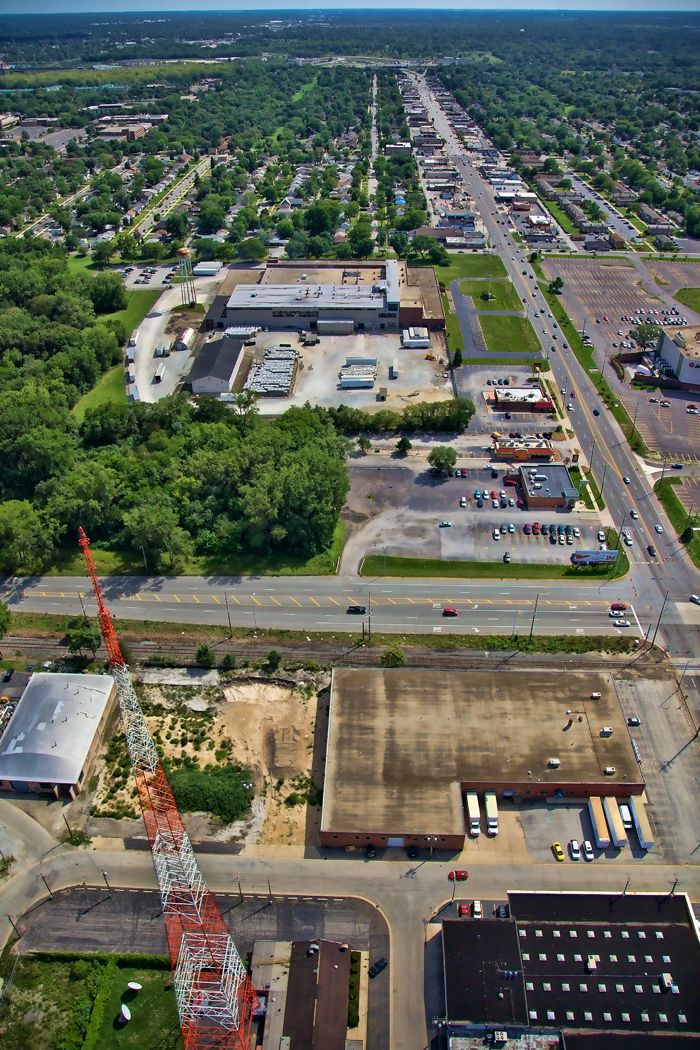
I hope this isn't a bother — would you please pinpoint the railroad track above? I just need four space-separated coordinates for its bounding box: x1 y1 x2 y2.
2 635 669 675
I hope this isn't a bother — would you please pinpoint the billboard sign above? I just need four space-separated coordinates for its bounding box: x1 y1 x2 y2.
570 550 619 566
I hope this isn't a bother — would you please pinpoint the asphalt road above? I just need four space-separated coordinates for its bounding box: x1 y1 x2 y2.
3 844 699 1050
3 575 644 639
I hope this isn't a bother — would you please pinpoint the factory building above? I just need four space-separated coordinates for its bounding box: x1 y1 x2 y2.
226 263 400 332
659 325 700 390
320 669 641 851
443 891 700 1043
0 673 117 800
224 260 444 333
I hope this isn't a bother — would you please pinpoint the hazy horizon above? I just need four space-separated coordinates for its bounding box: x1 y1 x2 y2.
2 1 699 15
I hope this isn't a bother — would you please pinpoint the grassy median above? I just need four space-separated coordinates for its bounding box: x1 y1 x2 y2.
360 547 628 580
654 477 700 568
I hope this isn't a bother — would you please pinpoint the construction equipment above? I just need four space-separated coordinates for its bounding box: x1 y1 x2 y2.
78 528 257 1049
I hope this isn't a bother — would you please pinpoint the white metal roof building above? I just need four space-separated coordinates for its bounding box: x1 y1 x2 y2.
0 673 117 799
225 275 400 332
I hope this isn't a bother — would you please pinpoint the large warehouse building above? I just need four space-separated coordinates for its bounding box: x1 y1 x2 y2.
320 669 641 851
442 891 700 1044
0 673 117 799
224 259 444 333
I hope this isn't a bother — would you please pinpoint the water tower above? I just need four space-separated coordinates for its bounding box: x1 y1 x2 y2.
177 247 197 308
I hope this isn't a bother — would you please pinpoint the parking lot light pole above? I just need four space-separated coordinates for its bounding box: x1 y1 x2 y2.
529 593 540 641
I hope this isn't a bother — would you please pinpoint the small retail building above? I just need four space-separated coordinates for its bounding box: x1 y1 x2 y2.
492 439 555 462
186 335 244 396
0 673 117 799
659 326 700 390
519 464 578 509
493 386 554 412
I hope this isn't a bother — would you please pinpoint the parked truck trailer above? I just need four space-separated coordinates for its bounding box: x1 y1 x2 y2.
465 791 481 837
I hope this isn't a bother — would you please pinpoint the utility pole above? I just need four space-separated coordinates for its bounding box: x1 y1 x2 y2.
651 590 669 647
102 869 112 896
78 592 88 620
659 457 669 483
224 592 232 637
368 592 372 644
40 872 54 900
529 593 540 641
6 915 21 940
599 461 608 498
630 400 640 443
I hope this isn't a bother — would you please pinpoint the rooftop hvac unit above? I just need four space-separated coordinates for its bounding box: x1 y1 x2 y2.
604 766 616 775
586 955 598 973
591 692 601 699
547 757 560 768
600 726 613 737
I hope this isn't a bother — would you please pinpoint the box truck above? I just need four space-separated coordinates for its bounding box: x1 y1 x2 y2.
466 791 481 837
484 792 499 836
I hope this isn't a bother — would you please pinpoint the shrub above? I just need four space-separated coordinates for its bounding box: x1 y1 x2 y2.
166 762 253 823
266 649 283 671
381 645 406 668
195 643 215 668
221 652 237 671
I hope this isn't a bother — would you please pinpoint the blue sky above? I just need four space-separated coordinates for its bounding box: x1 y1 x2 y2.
3 1 698 13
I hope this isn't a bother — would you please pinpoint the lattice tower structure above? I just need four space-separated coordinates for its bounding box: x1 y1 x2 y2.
78 528 257 1050
178 247 197 307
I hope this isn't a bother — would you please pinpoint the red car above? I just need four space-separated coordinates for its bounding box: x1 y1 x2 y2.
532 523 541 535
504 478 517 486
490 490 498 499
458 903 470 916
448 870 469 882
442 607 459 617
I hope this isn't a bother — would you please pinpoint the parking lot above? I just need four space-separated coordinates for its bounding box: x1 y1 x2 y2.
455 364 562 437
344 462 601 567
254 331 452 416
541 255 700 458
520 802 650 864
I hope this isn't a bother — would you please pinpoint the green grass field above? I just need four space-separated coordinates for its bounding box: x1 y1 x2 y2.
674 287 700 313
479 313 541 356
360 547 628 580
458 278 521 312
71 288 161 420
45 520 345 578
72 364 126 423
654 477 700 568
434 253 508 283
96 964 181 1049
542 198 580 236
291 75 318 101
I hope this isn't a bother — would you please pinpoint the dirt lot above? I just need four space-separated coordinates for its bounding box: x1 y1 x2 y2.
91 675 328 848
252 331 451 415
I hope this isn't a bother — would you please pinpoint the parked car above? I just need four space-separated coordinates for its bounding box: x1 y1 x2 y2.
582 840 594 862
448 870 469 881
438 521 452 528
368 957 388 978
2 668 14 683
458 903 470 917
627 716 641 727
569 839 581 861
551 841 565 862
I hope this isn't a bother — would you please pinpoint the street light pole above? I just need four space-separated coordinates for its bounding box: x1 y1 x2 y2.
651 590 669 647
368 591 372 644
224 592 232 637
529 592 540 641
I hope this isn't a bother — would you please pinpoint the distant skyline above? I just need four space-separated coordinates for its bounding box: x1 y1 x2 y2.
3 1 699 14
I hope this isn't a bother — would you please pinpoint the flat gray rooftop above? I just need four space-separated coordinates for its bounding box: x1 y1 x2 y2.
520 463 578 501
227 283 385 312
321 669 639 838
0 673 115 785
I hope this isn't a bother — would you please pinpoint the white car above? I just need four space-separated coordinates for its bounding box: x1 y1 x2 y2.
493 529 500 540
623 535 633 547
569 839 581 861
573 527 580 538
567 402 573 410
582 840 594 862
460 496 467 507
597 530 606 542
609 609 623 617
616 620 631 627
655 524 664 534
630 509 638 519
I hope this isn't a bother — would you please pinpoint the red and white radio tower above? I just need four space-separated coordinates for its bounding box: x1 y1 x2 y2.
78 528 257 1050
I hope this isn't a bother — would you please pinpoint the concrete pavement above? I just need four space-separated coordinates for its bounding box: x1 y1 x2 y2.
2 840 700 1050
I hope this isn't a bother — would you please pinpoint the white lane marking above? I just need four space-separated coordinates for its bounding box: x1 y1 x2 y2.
630 605 644 638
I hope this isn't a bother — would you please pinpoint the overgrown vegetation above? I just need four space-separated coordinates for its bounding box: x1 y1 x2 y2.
654 477 700 568
348 951 362 1030
165 760 253 824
